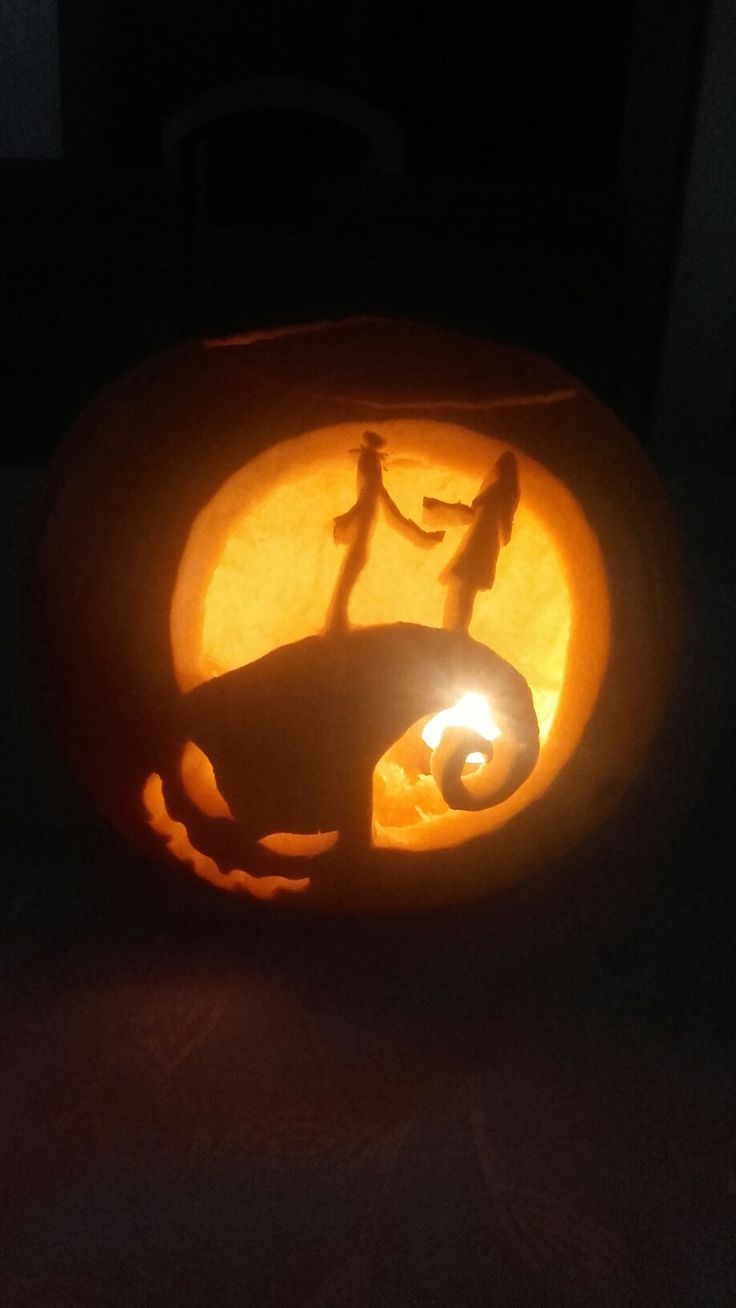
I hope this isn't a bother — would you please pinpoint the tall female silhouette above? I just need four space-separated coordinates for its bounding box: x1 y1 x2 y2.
327 431 444 632
424 450 520 632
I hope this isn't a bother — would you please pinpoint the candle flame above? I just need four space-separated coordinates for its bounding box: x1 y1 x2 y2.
422 692 500 764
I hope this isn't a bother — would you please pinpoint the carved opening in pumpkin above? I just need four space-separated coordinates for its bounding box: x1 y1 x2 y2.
142 772 311 899
143 419 609 876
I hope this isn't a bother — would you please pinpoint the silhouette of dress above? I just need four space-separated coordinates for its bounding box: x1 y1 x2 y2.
424 450 519 632
327 431 444 632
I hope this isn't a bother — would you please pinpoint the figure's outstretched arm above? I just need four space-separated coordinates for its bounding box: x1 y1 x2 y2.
423 496 474 528
382 489 444 546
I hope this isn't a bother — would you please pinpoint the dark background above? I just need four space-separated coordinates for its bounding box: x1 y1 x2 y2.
2 3 736 1304
5 0 733 466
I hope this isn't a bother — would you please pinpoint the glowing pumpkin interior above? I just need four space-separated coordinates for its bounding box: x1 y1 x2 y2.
141 418 610 897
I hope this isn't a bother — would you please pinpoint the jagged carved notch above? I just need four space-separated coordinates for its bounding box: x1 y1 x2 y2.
30 320 680 914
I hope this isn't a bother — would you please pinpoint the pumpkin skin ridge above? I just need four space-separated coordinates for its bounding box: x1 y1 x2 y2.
204 316 579 407
208 317 579 411
28 319 681 915
293 388 579 414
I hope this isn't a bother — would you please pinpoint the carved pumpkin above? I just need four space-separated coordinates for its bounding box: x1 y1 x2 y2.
30 318 680 913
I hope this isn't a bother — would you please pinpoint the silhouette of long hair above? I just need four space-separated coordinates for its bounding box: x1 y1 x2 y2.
424 450 520 632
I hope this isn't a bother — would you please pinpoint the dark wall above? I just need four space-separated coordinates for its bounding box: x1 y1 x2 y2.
4 0 708 462
61 0 634 184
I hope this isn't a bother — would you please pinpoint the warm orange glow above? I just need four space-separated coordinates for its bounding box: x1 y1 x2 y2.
32 312 678 917
180 739 233 818
422 691 501 761
142 773 310 899
259 830 339 856
167 419 610 861
171 424 574 719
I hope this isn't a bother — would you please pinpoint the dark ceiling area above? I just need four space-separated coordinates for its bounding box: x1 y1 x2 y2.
6 0 724 465
92 2 633 185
